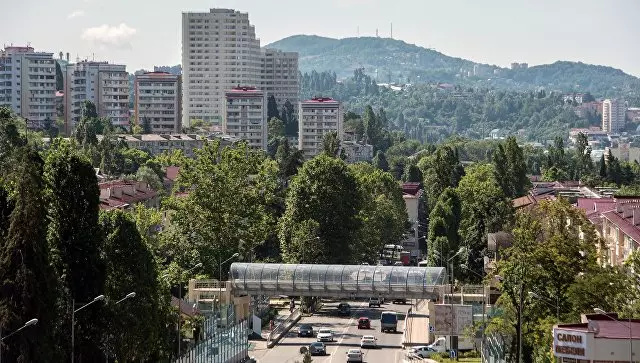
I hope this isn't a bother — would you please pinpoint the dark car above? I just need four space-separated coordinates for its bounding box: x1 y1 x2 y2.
308 342 327 356
338 302 351 315
298 324 314 337
357 317 371 329
392 298 407 304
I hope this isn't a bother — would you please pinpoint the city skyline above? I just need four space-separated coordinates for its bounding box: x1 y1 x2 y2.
2 0 640 76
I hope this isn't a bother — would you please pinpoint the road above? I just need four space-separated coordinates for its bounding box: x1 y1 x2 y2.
252 300 413 363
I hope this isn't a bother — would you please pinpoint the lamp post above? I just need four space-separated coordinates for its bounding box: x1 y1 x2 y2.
460 264 486 329
0 318 38 363
219 253 240 324
72 295 105 363
594 308 632 363
447 248 466 354
171 263 202 358
104 292 136 362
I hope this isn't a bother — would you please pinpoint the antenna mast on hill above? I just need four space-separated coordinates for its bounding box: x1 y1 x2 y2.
376 28 379 37
357 26 359 37
391 23 393 39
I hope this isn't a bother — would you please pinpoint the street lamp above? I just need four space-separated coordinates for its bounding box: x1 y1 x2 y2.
447 247 466 353
594 308 633 363
0 318 38 363
219 253 240 315
169 263 202 358
115 292 136 305
72 295 105 363
104 292 137 362
460 264 487 330
528 291 559 321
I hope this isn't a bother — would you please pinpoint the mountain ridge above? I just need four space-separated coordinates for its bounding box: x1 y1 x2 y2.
266 35 640 98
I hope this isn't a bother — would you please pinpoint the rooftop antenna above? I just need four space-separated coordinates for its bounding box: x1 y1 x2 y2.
376 28 379 38
391 23 393 39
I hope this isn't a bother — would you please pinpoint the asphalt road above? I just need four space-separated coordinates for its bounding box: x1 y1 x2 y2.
253 300 413 363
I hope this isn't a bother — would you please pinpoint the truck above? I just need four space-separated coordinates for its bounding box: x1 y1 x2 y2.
380 311 398 333
427 336 475 352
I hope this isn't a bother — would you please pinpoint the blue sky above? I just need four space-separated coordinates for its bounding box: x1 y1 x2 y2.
3 0 639 76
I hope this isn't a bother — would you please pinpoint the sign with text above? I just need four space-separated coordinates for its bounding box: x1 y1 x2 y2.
431 304 473 335
553 328 588 359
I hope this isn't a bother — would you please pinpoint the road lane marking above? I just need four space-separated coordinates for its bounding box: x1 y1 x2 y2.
327 301 368 363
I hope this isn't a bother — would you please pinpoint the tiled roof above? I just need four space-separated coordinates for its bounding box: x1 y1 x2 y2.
402 182 423 196
165 166 180 181
99 180 157 211
557 317 640 339
602 210 640 243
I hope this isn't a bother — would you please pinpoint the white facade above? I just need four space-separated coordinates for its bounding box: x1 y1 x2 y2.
182 9 262 127
298 97 344 159
0 46 56 129
64 61 129 135
602 99 626 134
135 72 182 134
224 87 267 150
261 49 299 108
181 8 299 128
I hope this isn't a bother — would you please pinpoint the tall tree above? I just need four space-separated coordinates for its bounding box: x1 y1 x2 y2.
164 141 279 278
268 117 286 140
279 155 362 264
0 147 62 362
504 137 530 197
99 210 167 361
267 95 279 121
44 139 105 362
418 145 465 208
321 131 343 158
275 138 304 182
426 187 462 267
350 163 408 263
402 164 423 182
372 151 389 172
55 62 64 91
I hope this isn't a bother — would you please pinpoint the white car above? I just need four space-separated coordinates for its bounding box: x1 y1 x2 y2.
346 348 364 362
317 328 334 342
409 345 437 358
360 335 377 348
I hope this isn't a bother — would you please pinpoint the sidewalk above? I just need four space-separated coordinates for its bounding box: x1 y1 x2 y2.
403 300 431 347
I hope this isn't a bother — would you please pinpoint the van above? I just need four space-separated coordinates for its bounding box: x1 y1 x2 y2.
380 311 398 333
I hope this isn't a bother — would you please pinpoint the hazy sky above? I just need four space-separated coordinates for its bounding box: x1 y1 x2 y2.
3 0 639 76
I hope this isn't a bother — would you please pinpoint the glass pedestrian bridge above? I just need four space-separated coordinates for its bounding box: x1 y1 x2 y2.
229 263 447 300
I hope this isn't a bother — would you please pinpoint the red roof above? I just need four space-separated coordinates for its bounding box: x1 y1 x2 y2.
99 180 158 211
165 166 180 182
305 97 338 103
602 210 640 244
402 182 423 196
557 316 640 339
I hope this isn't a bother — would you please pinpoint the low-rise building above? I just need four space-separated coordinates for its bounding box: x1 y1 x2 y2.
553 313 640 362
341 140 373 163
99 180 159 210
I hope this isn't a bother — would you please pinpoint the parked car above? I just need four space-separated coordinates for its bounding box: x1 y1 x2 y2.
346 348 364 362
297 324 314 337
409 346 437 358
357 317 371 329
392 298 407 304
368 297 381 308
360 335 377 348
338 302 351 316
317 328 334 342
308 342 327 356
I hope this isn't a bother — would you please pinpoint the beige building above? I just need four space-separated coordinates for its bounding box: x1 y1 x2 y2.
0 46 56 129
261 49 299 108
298 97 344 158
601 99 626 134
341 140 374 163
64 60 129 135
224 86 267 150
134 72 182 134
181 8 262 127
181 8 299 128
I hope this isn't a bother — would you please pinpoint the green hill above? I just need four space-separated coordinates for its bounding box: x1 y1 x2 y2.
266 35 640 98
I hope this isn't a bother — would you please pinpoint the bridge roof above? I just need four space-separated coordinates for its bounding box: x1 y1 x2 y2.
230 263 447 299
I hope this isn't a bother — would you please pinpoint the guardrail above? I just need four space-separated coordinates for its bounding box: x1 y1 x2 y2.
266 308 301 348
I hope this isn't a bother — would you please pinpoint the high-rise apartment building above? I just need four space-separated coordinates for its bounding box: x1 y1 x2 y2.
0 46 56 129
224 86 267 150
64 60 129 135
182 8 262 127
181 8 299 129
261 49 299 109
298 97 344 159
135 72 182 134
602 99 626 134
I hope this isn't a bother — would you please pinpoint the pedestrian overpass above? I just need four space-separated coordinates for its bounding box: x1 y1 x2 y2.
229 263 447 300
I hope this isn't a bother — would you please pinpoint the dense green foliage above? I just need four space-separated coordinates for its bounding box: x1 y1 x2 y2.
269 35 640 100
